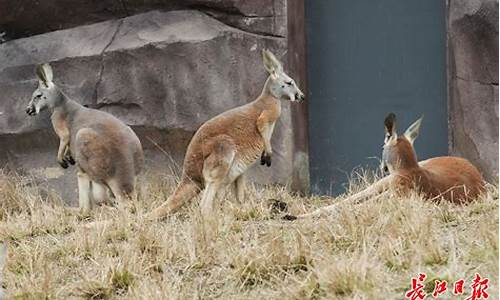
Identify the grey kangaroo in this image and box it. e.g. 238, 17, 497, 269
26, 64, 144, 211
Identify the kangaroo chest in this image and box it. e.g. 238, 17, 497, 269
51, 111, 70, 140
231, 115, 280, 179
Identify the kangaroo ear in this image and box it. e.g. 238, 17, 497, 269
262, 49, 283, 75
384, 113, 397, 136
404, 115, 423, 145
384, 112, 397, 145
35, 63, 53, 87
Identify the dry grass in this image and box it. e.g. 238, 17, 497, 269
0, 169, 497, 299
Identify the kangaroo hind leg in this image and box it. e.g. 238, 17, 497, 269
63, 145, 75, 165
91, 181, 114, 206
200, 137, 236, 231
77, 171, 92, 213
107, 178, 135, 205
292, 175, 394, 219
232, 175, 245, 204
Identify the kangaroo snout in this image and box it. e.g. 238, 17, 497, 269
26, 105, 36, 116
295, 92, 305, 102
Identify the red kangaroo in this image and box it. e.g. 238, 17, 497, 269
291, 113, 485, 219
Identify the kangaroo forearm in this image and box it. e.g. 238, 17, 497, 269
257, 125, 272, 152
63, 144, 71, 157
53, 116, 71, 163
57, 139, 69, 160
263, 139, 272, 153
256, 113, 276, 153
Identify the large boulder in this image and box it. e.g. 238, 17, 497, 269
0, 0, 285, 41
448, 0, 499, 181
0, 10, 291, 204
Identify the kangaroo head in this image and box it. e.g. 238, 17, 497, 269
26, 64, 62, 116
262, 49, 305, 102
381, 113, 423, 173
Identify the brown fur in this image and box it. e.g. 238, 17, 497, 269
51, 110, 72, 166
392, 137, 485, 203
294, 116, 486, 220
147, 50, 304, 223
186, 94, 280, 184
148, 87, 282, 219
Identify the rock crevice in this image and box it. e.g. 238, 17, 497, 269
94, 20, 124, 104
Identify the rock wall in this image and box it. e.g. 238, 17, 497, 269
0, 0, 286, 40
448, 0, 499, 181
0, 2, 291, 204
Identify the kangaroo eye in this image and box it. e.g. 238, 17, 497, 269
286, 81, 293, 86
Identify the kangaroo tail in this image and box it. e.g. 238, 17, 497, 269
146, 179, 201, 221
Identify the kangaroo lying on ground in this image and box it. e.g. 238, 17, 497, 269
147, 49, 305, 222
26, 64, 144, 211
288, 113, 485, 219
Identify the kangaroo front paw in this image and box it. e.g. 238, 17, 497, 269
58, 160, 69, 169
67, 155, 76, 165
260, 151, 272, 167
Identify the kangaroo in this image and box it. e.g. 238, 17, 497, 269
289, 113, 485, 219
26, 64, 144, 211
147, 49, 305, 222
